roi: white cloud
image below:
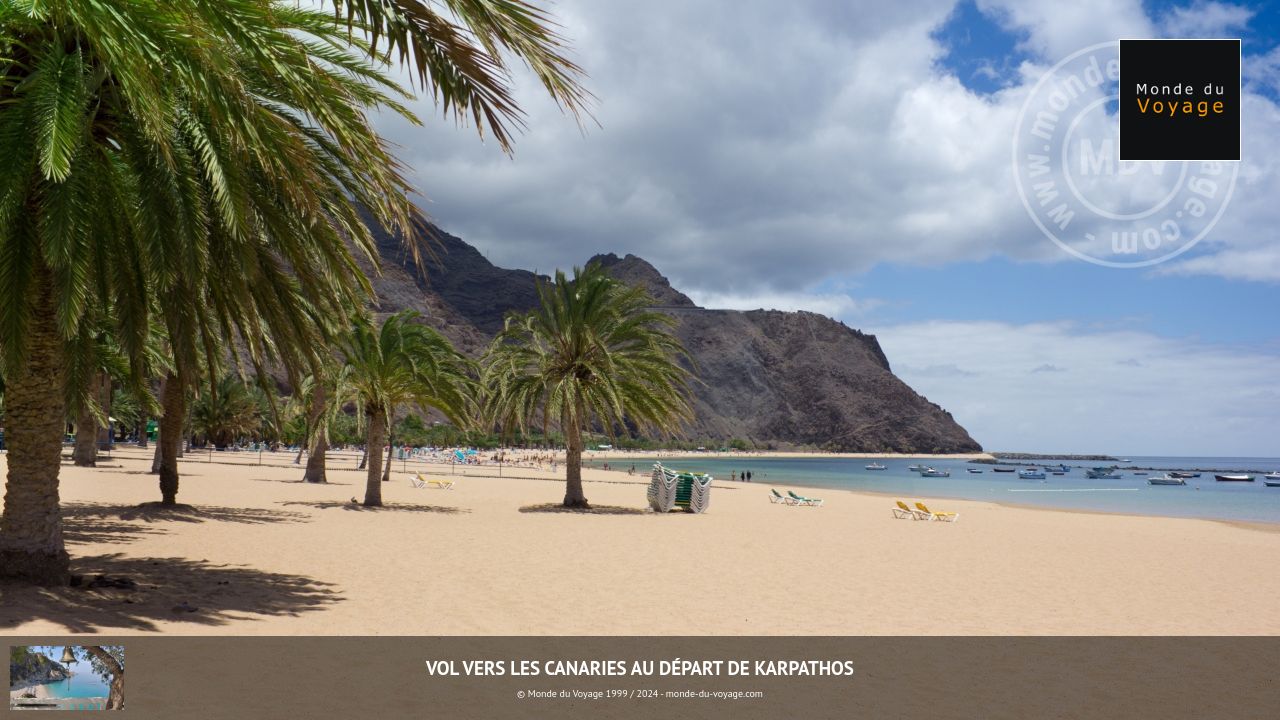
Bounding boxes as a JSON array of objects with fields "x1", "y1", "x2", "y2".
[
  {"x1": 376, "y1": 0, "x2": 1280, "y2": 289},
  {"x1": 876, "y1": 320, "x2": 1280, "y2": 455},
  {"x1": 684, "y1": 289, "x2": 884, "y2": 318},
  {"x1": 1159, "y1": 1, "x2": 1254, "y2": 37}
]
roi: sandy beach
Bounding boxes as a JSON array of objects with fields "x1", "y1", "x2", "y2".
[
  {"x1": 9, "y1": 683, "x2": 51, "y2": 700},
  {"x1": 2, "y1": 445, "x2": 1278, "y2": 636}
]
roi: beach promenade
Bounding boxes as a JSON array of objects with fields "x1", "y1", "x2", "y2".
[{"x1": 2, "y1": 446, "x2": 1278, "y2": 636}]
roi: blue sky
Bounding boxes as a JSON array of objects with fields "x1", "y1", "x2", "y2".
[{"x1": 380, "y1": 0, "x2": 1280, "y2": 455}]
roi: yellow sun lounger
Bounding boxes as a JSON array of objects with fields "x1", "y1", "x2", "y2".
[
  {"x1": 915, "y1": 502, "x2": 958, "y2": 522},
  {"x1": 893, "y1": 500, "x2": 918, "y2": 519},
  {"x1": 412, "y1": 473, "x2": 455, "y2": 490}
]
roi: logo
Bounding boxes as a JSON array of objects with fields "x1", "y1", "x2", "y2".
[{"x1": 1013, "y1": 41, "x2": 1238, "y2": 268}]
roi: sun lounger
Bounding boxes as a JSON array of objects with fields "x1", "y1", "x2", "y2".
[
  {"x1": 893, "y1": 500, "x2": 918, "y2": 519},
  {"x1": 915, "y1": 502, "x2": 958, "y2": 522},
  {"x1": 414, "y1": 473, "x2": 455, "y2": 490},
  {"x1": 787, "y1": 490, "x2": 823, "y2": 507},
  {"x1": 409, "y1": 474, "x2": 426, "y2": 489},
  {"x1": 769, "y1": 489, "x2": 794, "y2": 505}
]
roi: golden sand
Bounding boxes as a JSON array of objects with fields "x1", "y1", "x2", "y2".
[{"x1": 2, "y1": 446, "x2": 1278, "y2": 636}]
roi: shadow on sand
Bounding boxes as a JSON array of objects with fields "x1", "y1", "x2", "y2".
[
  {"x1": 63, "y1": 502, "x2": 312, "y2": 526},
  {"x1": 58, "y1": 502, "x2": 311, "y2": 548},
  {"x1": 0, "y1": 554, "x2": 342, "y2": 633},
  {"x1": 518, "y1": 503, "x2": 648, "y2": 516},
  {"x1": 279, "y1": 500, "x2": 468, "y2": 514}
]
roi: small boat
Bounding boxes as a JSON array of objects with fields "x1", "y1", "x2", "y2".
[
  {"x1": 920, "y1": 468, "x2": 950, "y2": 477},
  {"x1": 1018, "y1": 468, "x2": 1046, "y2": 479},
  {"x1": 1132, "y1": 472, "x2": 1147, "y2": 476},
  {"x1": 1051, "y1": 472, "x2": 1065, "y2": 476},
  {"x1": 1086, "y1": 467, "x2": 1123, "y2": 479},
  {"x1": 967, "y1": 468, "x2": 983, "y2": 474},
  {"x1": 1215, "y1": 474, "x2": 1254, "y2": 482},
  {"x1": 1264, "y1": 479, "x2": 1280, "y2": 487},
  {"x1": 865, "y1": 463, "x2": 886, "y2": 470},
  {"x1": 1264, "y1": 472, "x2": 1280, "y2": 480},
  {"x1": 1044, "y1": 464, "x2": 1070, "y2": 473},
  {"x1": 992, "y1": 467, "x2": 1016, "y2": 473},
  {"x1": 1147, "y1": 475, "x2": 1186, "y2": 486},
  {"x1": 1169, "y1": 471, "x2": 1200, "y2": 479},
  {"x1": 907, "y1": 464, "x2": 924, "y2": 472}
]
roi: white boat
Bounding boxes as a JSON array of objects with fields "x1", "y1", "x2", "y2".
[
  {"x1": 907, "y1": 464, "x2": 924, "y2": 472},
  {"x1": 967, "y1": 468, "x2": 983, "y2": 474},
  {"x1": 1018, "y1": 468, "x2": 1046, "y2": 479},
  {"x1": 1215, "y1": 474, "x2": 1254, "y2": 482},
  {"x1": 920, "y1": 468, "x2": 950, "y2": 477},
  {"x1": 865, "y1": 463, "x2": 886, "y2": 470},
  {"x1": 1264, "y1": 472, "x2": 1280, "y2": 480},
  {"x1": 1085, "y1": 467, "x2": 1123, "y2": 479},
  {"x1": 1147, "y1": 475, "x2": 1186, "y2": 486}
]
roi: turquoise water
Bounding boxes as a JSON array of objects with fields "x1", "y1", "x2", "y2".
[
  {"x1": 588, "y1": 456, "x2": 1280, "y2": 524},
  {"x1": 34, "y1": 660, "x2": 110, "y2": 699}
]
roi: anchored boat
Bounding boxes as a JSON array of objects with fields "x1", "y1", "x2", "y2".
[
  {"x1": 1085, "y1": 467, "x2": 1123, "y2": 479},
  {"x1": 1215, "y1": 474, "x2": 1254, "y2": 482},
  {"x1": 1147, "y1": 475, "x2": 1186, "y2": 486}
]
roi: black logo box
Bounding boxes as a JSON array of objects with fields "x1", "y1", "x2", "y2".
[{"x1": 1119, "y1": 38, "x2": 1241, "y2": 161}]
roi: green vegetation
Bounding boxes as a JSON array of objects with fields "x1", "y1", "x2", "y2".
[
  {"x1": 483, "y1": 264, "x2": 693, "y2": 508},
  {"x1": 0, "y1": 0, "x2": 588, "y2": 586}
]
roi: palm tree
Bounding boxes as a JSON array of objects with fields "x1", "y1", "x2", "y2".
[
  {"x1": 0, "y1": 3, "x2": 405, "y2": 583},
  {"x1": 343, "y1": 311, "x2": 474, "y2": 506},
  {"x1": 0, "y1": 0, "x2": 588, "y2": 586},
  {"x1": 190, "y1": 376, "x2": 263, "y2": 450},
  {"x1": 293, "y1": 366, "x2": 355, "y2": 483},
  {"x1": 483, "y1": 265, "x2": 694, "y2": 508},
  {"x1": 328, "y1": 0, "x2": 591, "y2": 152}
]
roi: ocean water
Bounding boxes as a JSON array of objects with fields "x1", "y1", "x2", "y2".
[
  {"x1": 37, "y1": 659, "x2": 110, "y2": 699},
  {"x1": 588, "y1": 456, "x2": 1280, "y2": 524}
]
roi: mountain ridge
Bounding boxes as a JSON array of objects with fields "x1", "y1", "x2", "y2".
[{"x1": 365, "y1": 224, "x2": 981, "y2": 453}]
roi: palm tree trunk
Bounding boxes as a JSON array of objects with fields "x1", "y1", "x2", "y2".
[
  {"x1": 304, "y1": 434, "x2": 329, "y2": 484},
  {"x1": 0, "y1": 263, "x2": 70, "y2": 585},
  {"x1": 563, "y1": 416, "x2": 588, "y2": 508},
  {"x1": 136, "y1": 414, "x2": 149, "y2": 448},
  {"x1": 157, "y1": 372, "x2": 186, "y2": 506},
  {"x1": 303, "y1": 380, "x2": 329, "y2": 483},
  {"x1": 95, "y1": 373, "x2": 112, "y2": 453},
  {"x1": 362, "y1": 408, "x2": 387, "y2": 506},
  {"x1": 72, "y1": 407, "x2": 98, "y2": 467},
  {"x1": 381, "y1": 418, "x2": 394, "y2": 483},
  {"x1": 151, "y1": 431, "x2": 162, "y2": 472}
]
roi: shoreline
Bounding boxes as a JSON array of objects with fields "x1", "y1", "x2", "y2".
[
  {"x1": 582, "y1": 450, "x2": 995, "y2": 461},
  {"x1": 9, "y1": 683, "x2": 52, "y2": 700},
  {"x1": 3, "y1": 446, "x2": 1279, "y2": 635}
]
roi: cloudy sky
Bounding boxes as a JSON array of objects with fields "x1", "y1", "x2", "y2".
[{"x1": 375, "y1": 0, "x2": 1280, "y2": 456}]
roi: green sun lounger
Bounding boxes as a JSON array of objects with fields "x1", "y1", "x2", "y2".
[{"x1": 787, "y1": 490, "x2": 823, "y2": 507}]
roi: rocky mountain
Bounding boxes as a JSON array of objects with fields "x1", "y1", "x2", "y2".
[
  {"x1": 10, "y1": 648, "x2": 70, "y2": 691},
  {"x1": 366, "y1": 224, "x2": 981, "y2": 453}
]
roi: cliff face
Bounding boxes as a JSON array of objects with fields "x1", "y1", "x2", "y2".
[
  {"x1": 367, "y1": 225, "x2": 981, "y2": 453},
  {"x1": 10, "y1": 649, "x2": 70, "y2": 690}
]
